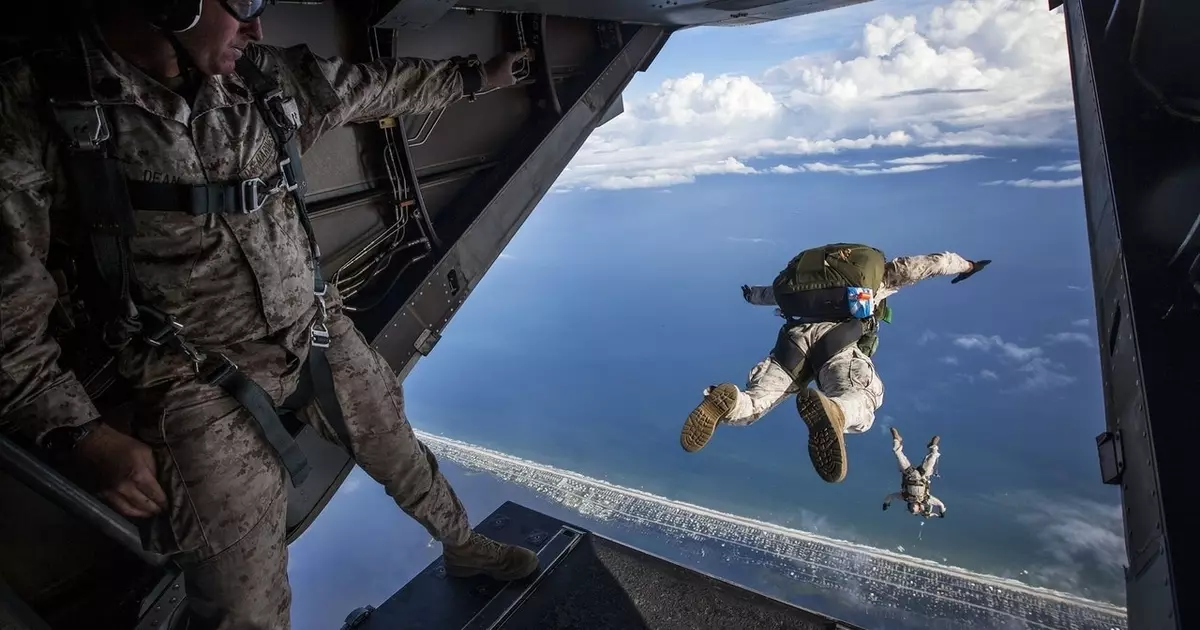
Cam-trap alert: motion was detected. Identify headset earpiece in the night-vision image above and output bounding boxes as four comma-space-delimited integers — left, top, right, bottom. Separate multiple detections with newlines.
141, 0, 203, 32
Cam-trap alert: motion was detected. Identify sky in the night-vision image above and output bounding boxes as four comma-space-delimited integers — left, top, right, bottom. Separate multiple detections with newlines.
289, 0, 1126, 626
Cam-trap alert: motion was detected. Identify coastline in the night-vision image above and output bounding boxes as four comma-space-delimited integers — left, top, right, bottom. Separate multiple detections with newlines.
416, 429, 1126, 617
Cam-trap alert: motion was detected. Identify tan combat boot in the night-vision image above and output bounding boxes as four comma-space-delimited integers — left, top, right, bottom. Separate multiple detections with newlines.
928, 435, 940, 449
890, 427, 902, 444
443, 532, 540, 581
796, 387, 848, 483
680, 382, 739, 453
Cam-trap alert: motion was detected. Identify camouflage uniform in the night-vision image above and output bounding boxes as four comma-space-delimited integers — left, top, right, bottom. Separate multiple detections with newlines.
883, 431, 946, 516
1, 34, 496, 628
679, 253, 974, 481
712, 252, 973, 431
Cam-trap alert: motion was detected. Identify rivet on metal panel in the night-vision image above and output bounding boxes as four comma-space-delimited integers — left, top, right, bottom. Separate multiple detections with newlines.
170, 597, 178, 604
490, 515, 510, 529
172, 582, 181, 590
434, 566, 446, 579
474, 585, 490, 595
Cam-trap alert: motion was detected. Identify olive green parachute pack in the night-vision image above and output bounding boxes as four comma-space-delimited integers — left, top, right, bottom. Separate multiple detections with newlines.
770, 243, 893, 384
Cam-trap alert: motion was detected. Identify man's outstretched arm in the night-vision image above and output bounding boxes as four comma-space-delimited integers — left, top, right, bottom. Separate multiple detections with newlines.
741, 285, 777, 306
880, 252, 983, 296
254, 44, 528, 152
928, 495, 947, 516
882, 492, 904, 510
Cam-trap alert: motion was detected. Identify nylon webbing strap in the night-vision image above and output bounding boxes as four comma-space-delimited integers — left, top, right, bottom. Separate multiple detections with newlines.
126, 179, 270, 215
806, 320, 866, 380
236, 54, 355, 457
307, 348, 353, 449
208, 367, 312, 486
772, 319, 866, 386
33, 45, 142, 346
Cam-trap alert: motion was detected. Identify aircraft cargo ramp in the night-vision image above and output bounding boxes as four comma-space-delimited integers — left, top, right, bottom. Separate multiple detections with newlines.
340, 501, 857, 630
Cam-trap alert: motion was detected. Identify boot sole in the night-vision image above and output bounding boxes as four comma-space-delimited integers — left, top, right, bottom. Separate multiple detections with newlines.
445, 547, 540, 581
680, 383, 738, 453
797, 389, 848, 483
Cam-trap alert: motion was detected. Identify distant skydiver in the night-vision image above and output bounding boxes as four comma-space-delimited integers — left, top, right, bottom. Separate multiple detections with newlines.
883, 428, 946, 518
678, 243, 990, 483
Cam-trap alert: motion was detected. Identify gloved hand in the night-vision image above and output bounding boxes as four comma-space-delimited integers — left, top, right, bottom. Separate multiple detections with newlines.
938, 512, 946, 519
882, 502, 889, 511
741, 285, 752, 303
951, 259, 991, 284
483, 50, 530, 89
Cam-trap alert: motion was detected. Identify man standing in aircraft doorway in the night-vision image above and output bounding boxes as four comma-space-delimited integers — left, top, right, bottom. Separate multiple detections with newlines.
1, 0, 534, 627
678, 244, 990, 483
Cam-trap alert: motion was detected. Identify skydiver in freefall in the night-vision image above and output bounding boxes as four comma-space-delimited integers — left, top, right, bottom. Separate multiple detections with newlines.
882, 427, 946, 519
678, 243, 990, 483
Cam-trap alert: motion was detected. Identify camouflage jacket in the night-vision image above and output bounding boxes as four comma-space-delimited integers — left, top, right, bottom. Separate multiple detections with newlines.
0, 32, 473, 443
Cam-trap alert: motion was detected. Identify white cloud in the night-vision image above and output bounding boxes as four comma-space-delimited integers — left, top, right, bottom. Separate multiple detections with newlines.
1046, 331, 1093, 346
952, 333, 1042, 362
728, 236, 773, 244
1072, 318, 1090, 327
886, 153, 987, 165
1066, 284, 1086, 291
1016, 356, 1075, 390
1001, 493, 1126, 596
916, 330, 938, 345
554, 0, 1075, 191
802, 161, 944, 176
939, 355, 959, 365
982, 176, 1083, 188
1035, 160, 1082, 172
980, 369, 999, 380
497, 253, 515, 260
951, 333, 1077, 390
340, 476, 364, 494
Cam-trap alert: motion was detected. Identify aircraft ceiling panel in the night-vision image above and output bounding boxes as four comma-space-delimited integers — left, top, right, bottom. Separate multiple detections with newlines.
453, 0, 874, 27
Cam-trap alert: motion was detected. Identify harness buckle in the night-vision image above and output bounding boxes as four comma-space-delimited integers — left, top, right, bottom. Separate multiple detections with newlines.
262, 89, 301, 133
239, 178, 271, 214
49, 100, 111, 151
140, 308, 184, 347
198, 352, 238, 386
278, 158, 300, 193
310, 322, 331, 349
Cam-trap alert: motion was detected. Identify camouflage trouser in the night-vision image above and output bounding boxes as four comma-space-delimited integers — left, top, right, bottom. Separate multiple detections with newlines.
133, 310, 471, 630
722, 322, 885, 432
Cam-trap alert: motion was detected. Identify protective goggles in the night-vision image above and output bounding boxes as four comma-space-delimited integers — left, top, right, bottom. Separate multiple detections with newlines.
219, 0, 269, 22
